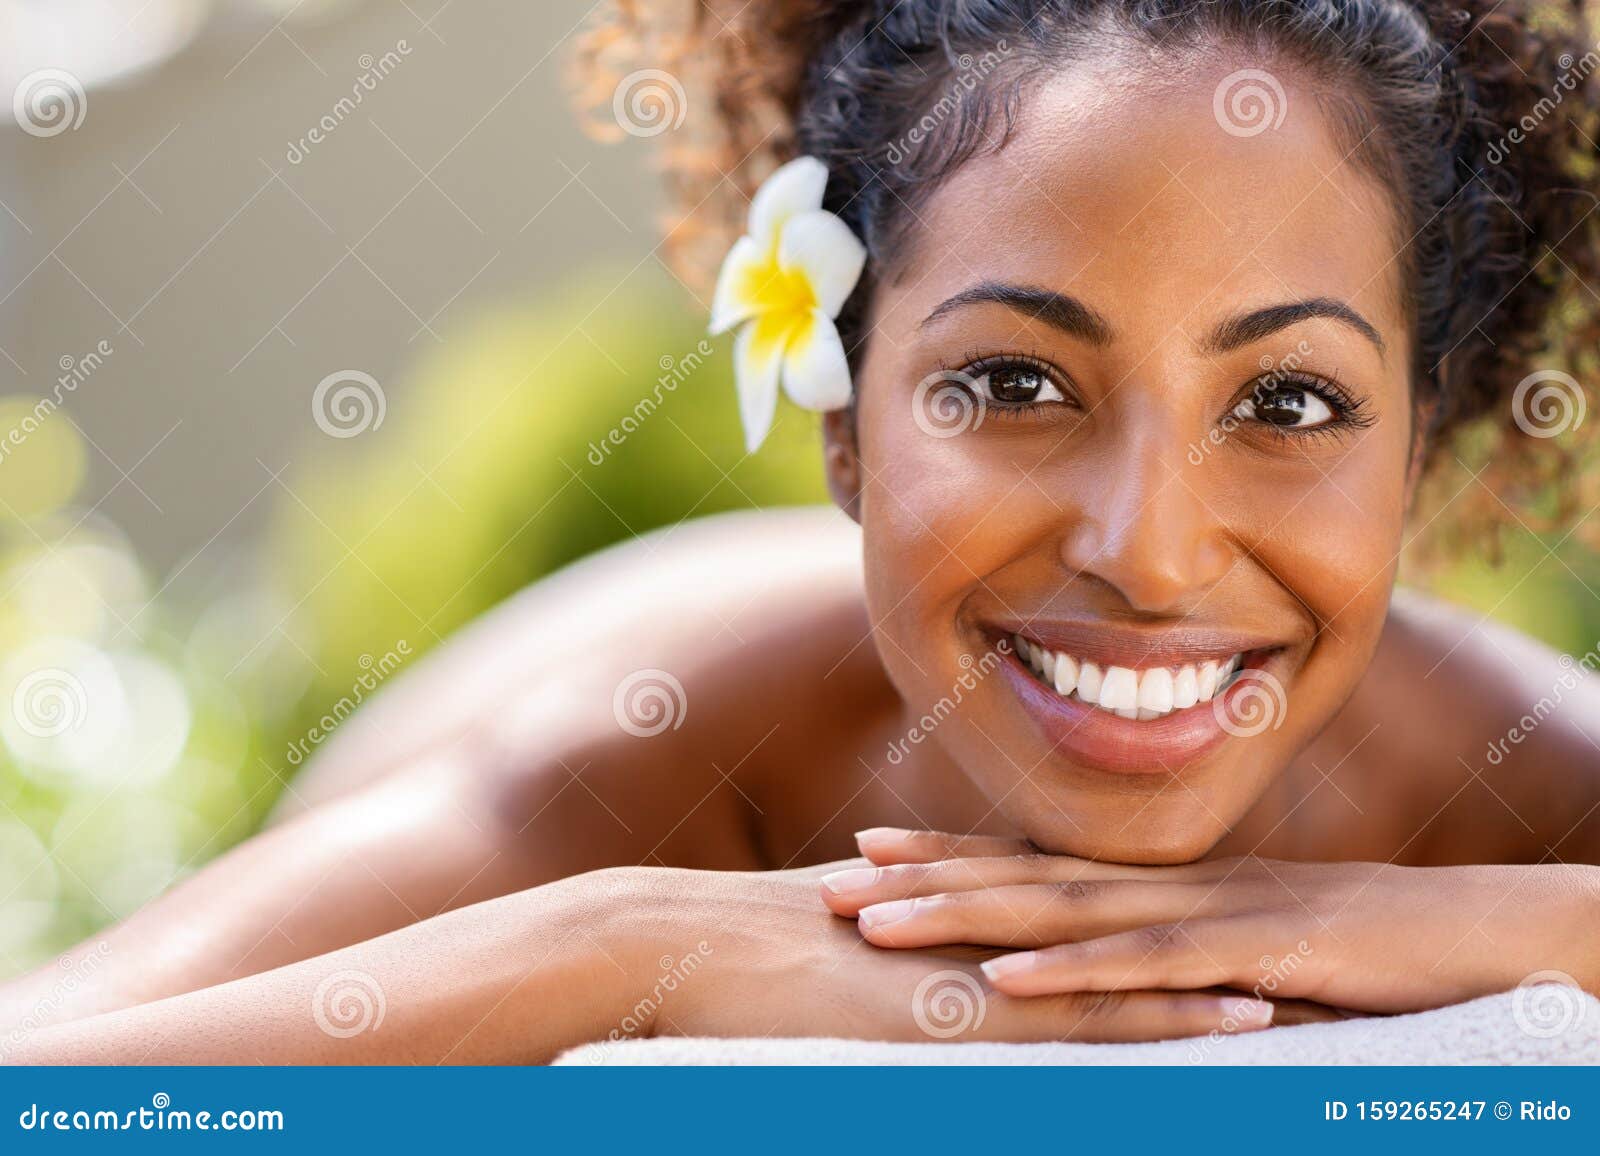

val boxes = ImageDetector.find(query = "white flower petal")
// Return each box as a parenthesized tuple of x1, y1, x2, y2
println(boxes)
(749, 156, 828, 247)
(733, 318, 787, 453)
(781, 311, 852, 412)
(709, 235, 766, 335)
(778, 210, 867, 319)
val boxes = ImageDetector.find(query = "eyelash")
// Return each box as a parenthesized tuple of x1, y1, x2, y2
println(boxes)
(1244, 370, 1377, 444)
(943, 353, 1376, 439)
(948, 350, 1074, 420)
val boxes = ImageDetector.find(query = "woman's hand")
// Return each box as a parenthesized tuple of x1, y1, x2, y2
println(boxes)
(593, 862, 1280, 1044)
(819, 829, 1600, 1015)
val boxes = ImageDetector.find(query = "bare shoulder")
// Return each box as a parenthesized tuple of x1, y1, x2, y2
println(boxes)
(1323, 587, 1600, 863)
(279, 507, 887, 867)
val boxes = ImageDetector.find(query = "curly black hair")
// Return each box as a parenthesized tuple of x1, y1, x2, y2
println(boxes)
(575, 0, 1600, 551)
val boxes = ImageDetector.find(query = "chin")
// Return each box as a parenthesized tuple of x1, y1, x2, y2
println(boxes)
(1022, 805, 1232, 865)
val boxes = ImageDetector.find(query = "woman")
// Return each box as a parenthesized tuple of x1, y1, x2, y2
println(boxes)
(5, 0, 1600, 1062)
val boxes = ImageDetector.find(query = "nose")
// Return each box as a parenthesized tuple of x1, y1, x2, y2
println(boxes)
(1058, 432, 1234, 614)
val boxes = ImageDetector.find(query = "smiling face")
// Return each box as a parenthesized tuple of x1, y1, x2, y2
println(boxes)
(829, 54, 1418, 862)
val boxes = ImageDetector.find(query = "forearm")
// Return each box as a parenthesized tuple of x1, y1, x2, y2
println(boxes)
(3, 872, 626, 1065)
(0, 762, 536, 1034)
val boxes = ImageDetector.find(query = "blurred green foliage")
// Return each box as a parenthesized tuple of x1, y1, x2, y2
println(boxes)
(265, 269, 829, 767)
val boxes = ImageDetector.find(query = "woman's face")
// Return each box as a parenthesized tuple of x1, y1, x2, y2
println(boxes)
(836, 58, 1416, 862)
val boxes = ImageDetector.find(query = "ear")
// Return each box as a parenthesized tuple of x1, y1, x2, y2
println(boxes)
(822, 408, 862, 523)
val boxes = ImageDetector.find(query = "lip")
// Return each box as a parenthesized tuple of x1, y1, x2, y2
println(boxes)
(990, 619, 1282, 670)
(989, 623, 1287, 775)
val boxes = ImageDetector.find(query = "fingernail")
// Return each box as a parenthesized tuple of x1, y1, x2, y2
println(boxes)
(980, 952, 1037, 982)
(854, 827, 908, 845)
(1221, 997, 1274, 1029)
(857, 899, 917, 929)
(820, 868, 879, 895)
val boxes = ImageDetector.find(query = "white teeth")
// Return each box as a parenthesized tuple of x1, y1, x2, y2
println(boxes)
(1172, 665, 1199, 709)
(1012, 639, 1249, 721)
(1136, 667, 1174, 714)
(1098, 666, 1138, 711)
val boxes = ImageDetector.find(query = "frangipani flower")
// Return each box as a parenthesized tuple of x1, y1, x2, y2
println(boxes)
(709, 157, 867, 452)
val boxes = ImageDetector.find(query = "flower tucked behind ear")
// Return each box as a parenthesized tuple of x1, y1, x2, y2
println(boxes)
(709, 157, 867, 453)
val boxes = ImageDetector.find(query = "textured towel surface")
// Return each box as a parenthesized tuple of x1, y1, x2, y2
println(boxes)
(557, 988, 1600, 1065)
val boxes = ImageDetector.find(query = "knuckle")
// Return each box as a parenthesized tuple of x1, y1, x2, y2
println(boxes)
(1132, 922, 1187, 957)
(1050, 877, 1101, 904)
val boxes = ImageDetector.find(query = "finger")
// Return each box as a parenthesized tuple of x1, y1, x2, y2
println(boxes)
(851, 880, 1221, 948)
(820, 853, 1203, 916)
(980, 916, 1272, 996)
(855, 827, 1034, 866)
(980, 988, 1275, 1044)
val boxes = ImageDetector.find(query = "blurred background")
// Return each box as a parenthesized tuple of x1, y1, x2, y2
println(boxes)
(0, 0, 1593, 978)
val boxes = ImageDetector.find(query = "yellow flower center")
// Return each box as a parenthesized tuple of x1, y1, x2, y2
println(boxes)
(744, 250, 817, 322)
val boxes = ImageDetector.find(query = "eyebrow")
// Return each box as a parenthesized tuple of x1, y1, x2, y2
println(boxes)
(922, 282, 1114, 346)
(1203, 298, 1385, 357)
(922, 282, 1385, 357)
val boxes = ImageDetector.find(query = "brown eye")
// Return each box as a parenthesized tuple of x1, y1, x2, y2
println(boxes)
(1236, 384, 1336, 429)
(973, 363, 1066, 406)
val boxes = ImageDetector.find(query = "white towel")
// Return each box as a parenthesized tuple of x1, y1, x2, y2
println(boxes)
(557, 988, 1600, 1065)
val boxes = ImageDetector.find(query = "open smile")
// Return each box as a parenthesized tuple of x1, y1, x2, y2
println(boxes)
(990, 625, 1287, 774)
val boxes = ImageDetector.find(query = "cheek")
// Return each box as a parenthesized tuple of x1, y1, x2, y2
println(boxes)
(1239, 437, 1410, 647)
(853, 376, 1038, 682)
